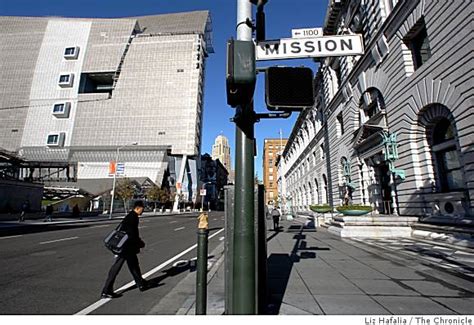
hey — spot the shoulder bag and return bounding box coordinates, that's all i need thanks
[104,221,128,254]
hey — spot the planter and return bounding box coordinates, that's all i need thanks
[310,205,332,214]
[338,209,371,216]
[311,208,332,213]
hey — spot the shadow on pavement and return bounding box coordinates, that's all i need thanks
[119,255,215,295]
[266,224,328,315]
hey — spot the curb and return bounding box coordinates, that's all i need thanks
[0,211,199,233]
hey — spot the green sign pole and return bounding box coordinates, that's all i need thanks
[232,0,256,315]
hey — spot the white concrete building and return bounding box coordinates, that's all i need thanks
[0,11,213,203]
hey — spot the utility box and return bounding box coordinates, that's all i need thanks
[265,66,315,111]
[226,39,256,107]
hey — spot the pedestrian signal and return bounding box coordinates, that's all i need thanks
[265,66,314,111]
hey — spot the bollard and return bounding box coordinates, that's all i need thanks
[196,212,209,315]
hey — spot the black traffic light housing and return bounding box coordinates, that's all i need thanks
[265,66,315,111]
[226,39,256,107]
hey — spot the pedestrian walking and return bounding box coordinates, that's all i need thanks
[18,200,29,222]
[72,204,81,219]
[271,207,281,231]
[101,200,149,299]
[44,205,53,222]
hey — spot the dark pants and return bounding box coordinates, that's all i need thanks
[273,216,279,230]
[102,253,145,294]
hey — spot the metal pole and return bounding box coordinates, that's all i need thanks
[196,228,209,315]
[201,184,205,212]
[109,147,120,219]
[232,0,256,315]
[196,213,209,315]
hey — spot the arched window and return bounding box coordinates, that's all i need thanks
[359,88,386,125]
[430,118,464,192]
[314,178,319,204]
[322,174,328,204]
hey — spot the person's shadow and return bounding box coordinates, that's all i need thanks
[120,255,214,294]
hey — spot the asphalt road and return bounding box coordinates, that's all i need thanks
[0,211,225,315]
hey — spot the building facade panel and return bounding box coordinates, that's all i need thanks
[0,17,48,151]
[21,20,91,154]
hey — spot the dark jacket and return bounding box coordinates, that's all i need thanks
[120,210,145,256]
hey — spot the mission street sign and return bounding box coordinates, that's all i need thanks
[256,34,364,61]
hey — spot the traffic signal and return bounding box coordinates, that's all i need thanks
[265,66,315,111]
[226,39,256,107]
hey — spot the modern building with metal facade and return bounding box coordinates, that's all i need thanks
[0,11,213,203]
[281,0,473,226]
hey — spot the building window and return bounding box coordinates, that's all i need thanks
[269,168,273,173]
[58,74,74,87]
[46,133,65,147]
[269,175,274,181]
[404,18,431,71]
[359,88,385,125]
[320,144,325,160]
[337,112,344,136]
[64,46,79,60]
[52,102,71,118]
[53,103,65,113]
[431,118,464,191]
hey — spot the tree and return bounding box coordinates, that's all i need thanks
[115,178,135,212]
[146,185,171,210]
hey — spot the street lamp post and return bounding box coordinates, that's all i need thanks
[201,182,212,212]
[109,142,138,219]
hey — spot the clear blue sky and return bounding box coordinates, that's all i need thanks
[0,0,328,179]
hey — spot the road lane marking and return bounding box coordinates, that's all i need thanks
[174,226,185,231]
[219,236,225,241]
[75,227,225,315]
[138,226,148,229]
[39,237,78,245]
[90,225,109,229]
[0,235,23,240]
[169,220,178,224]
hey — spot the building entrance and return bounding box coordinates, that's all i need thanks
[378,162,393,214]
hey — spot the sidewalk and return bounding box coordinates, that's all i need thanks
[154,216,474,315]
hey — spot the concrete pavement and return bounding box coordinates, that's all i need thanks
[0,211,224,314]
[157,216,474,315]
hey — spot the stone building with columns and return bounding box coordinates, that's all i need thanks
[282,0,473,230]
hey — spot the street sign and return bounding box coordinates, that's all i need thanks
[256,35,364,61]
[116,163,125,175]
[108,161,116,176]
[292,27,323,38]
[200,189,207,196]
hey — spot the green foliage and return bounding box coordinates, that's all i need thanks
[336,204,372,212]
[115,178,135,201]
[309,204,332,213]
[146,185,171,204]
